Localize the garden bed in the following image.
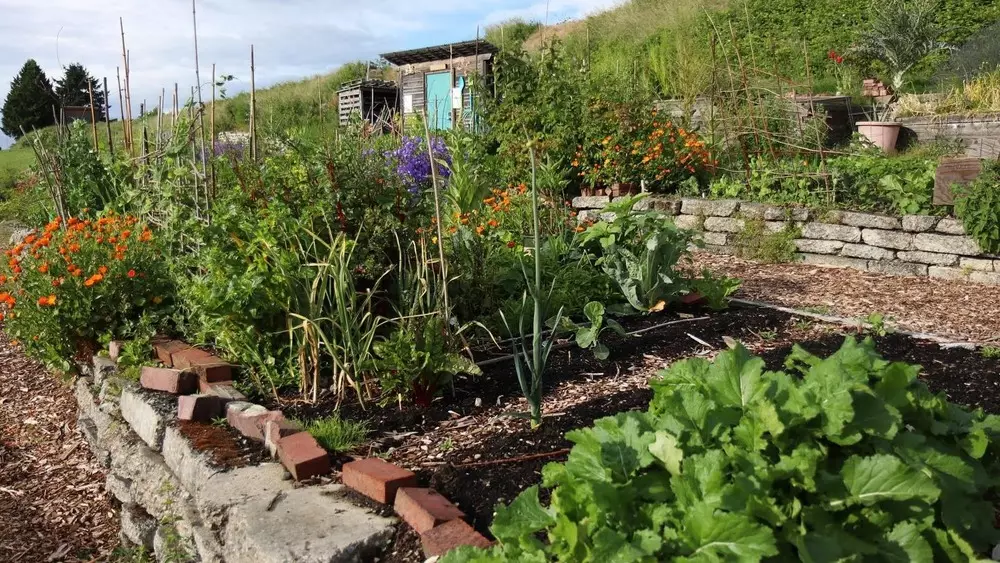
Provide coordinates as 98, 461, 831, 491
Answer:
281, 303, 1000, 562
177, 420, 270, 470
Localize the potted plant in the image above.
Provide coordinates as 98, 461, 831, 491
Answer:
848, 0, 951, 153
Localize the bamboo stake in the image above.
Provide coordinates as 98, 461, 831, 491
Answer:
210, 63, 216, 200
103, 77, 114, 157
173, 83, 179, 128
116, 68, 126, 151
155, 94, 163, 156
192, 0, 209, 182
421, 111, 449, 317
120, 20, 134, 153
87, 80, 99, 151
250, 44, 257, 162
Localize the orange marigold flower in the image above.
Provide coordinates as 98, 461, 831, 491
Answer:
0, 313, 4, 322
488, 219, 499, 228
98, 265, 108, 275
476, 225, 485, 236
121, 230, 131, 239
46, 295, 56, 306
37, 296, 48, 306
52, 278, 63, 287
38, 263, 49, 274
0, 275, 5, 284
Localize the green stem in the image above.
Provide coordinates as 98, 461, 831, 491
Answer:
529, 144, 542, 428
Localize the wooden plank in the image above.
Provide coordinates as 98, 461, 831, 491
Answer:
935, 157, 983, 206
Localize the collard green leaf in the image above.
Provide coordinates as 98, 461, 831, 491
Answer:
705, 344, 767, 409
883, 521, 934, 562
831, 454, 940, 509
677, 503, 778, 562
490, 486, 554, 546
649, 431, 684, 476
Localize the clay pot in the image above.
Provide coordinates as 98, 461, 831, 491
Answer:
856, 121, 901, 154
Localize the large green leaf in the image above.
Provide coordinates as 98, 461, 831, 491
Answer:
490, 486, 555, 546
705, 345, 768, 409
676, 503, 778, 562
831, 454, 940, 509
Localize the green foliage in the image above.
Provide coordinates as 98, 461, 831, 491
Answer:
848, 0, 953, 92
955, 161, 1000, 254
689, 269, 742, 310
1, 59, 57, 139
559, 301, 626, 360
304, 414, 370, 453
864, 312, 895, 337
980, 346, 1000, 359
54, 63, 106, 121
485, 18, 542, 50
733, 219, 800, 264
444, 337, 1000, 562
374, 316, 481, 406
578, 196, 695, 312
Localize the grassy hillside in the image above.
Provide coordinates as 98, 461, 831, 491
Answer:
524, 0, 1000, 98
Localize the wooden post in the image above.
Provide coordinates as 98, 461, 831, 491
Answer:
449, 44, 457, 130
173, 83, 179, 128
250, 44, 257, 162
120, 19, 134, 154
87, 80, 99, 151
103, 77, 114, 157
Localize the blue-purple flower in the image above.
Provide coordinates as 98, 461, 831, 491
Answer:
385, 136, 451, 196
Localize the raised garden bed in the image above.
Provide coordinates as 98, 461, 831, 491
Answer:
260, 303, 1000, 561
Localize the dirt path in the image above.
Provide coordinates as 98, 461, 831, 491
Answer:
0, 328, 119, 562
692, 252, 1000, 343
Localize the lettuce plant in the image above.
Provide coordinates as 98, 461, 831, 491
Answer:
444, 337, 1000, 562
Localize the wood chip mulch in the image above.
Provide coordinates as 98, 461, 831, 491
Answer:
0, 328, 119, 562
691, 252, 1000, 344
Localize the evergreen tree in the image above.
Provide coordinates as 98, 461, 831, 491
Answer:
1, 59, 57, 139
55, 63, 106, 121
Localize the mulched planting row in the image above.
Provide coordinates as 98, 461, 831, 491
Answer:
0, 329, 118, 562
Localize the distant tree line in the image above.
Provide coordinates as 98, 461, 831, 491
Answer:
1, 60, 106, 139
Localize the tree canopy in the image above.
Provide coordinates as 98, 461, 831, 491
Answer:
1, 59, 57, 139
55, 63, 106, 120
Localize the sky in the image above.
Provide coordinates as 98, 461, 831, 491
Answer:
0, 0, 621, 149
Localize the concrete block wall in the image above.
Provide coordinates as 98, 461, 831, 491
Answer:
74, 356, 395, 562
572, 195, 1000, 285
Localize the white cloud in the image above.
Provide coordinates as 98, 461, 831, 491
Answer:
0, 0, 616, 148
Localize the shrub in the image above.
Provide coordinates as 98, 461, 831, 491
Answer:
733, 219, 801, 264
955, 161, 1000, 254
444, 337, 1000, 562
0, 213, 172, 370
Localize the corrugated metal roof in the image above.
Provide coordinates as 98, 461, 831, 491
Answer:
381, 40, 497, 66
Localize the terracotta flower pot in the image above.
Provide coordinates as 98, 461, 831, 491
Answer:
856, 121, 901, 154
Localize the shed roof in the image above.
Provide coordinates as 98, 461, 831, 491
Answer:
381, 39, 498, 66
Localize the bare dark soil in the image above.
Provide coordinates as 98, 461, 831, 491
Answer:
178, 420, 270, 469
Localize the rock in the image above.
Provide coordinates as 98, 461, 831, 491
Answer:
928, 266, 969, 281
703, 217, 745, 233
867, 261, 928, 277
913, 233, 981, 256
162, 426, 220, 496
92, 356, 117, 387
896, 251, 958, 266
789, 207, 810, 222
121, 504, 157, 549
794, 239, 844, 255
970, 271, 1000, 285
106, 431, 186, 520
959, 257, 995, 272
153, 521, 197, 563
571, 196, 609, 209
673, 215, 703, 231
701, 232, 729, 246
801, 223, 861, 243
680, 198, 739, 217
195, 463, 292, 530
902, 215, 940, 232
839, 211, 901, 230
106, 474, 133, 505
798, 254, 868, 271
120, 387, 169, 451
861, 229, 914, 250
935, 218, 966, 235
738, 202, 771, 220
764, 221, 791, 233
651, 198, 681, 215
841, 244, 895, 260
222, 485, 395, 563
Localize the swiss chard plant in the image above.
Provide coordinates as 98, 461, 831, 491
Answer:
443, 337, 1000, 562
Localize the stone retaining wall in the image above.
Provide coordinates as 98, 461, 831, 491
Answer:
572, 195, 1000, 285
73, 354, 395, 562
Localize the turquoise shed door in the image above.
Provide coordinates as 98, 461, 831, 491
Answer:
425, 71, 452, 130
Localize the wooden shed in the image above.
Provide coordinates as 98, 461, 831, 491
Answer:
381, 39, 498, 131
337, 79, 399, 127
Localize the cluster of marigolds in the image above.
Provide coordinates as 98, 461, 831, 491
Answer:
416, 184, 588, 247
575, 110, 715, 190
0, 212, 158, 330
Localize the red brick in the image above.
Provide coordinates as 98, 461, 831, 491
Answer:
154, 340, 190, 367
228, 405, 284, 442
140, 367, 197, 394
188, 360, 235, 384
265, 419, 303, 457
171, 348, 215, 370
276, 432, 330, 480
342, 458, 418, 504
177, 394, 223, 422
420, 519, 492, 558
395, 488, 465, 534
202, 381, 246, 403
108, 340, 124, 362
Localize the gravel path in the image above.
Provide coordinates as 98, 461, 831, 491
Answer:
693, 252, 1000, 343
0, 328, 119, 562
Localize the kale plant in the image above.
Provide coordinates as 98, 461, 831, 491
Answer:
444, 337, 1000, 562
